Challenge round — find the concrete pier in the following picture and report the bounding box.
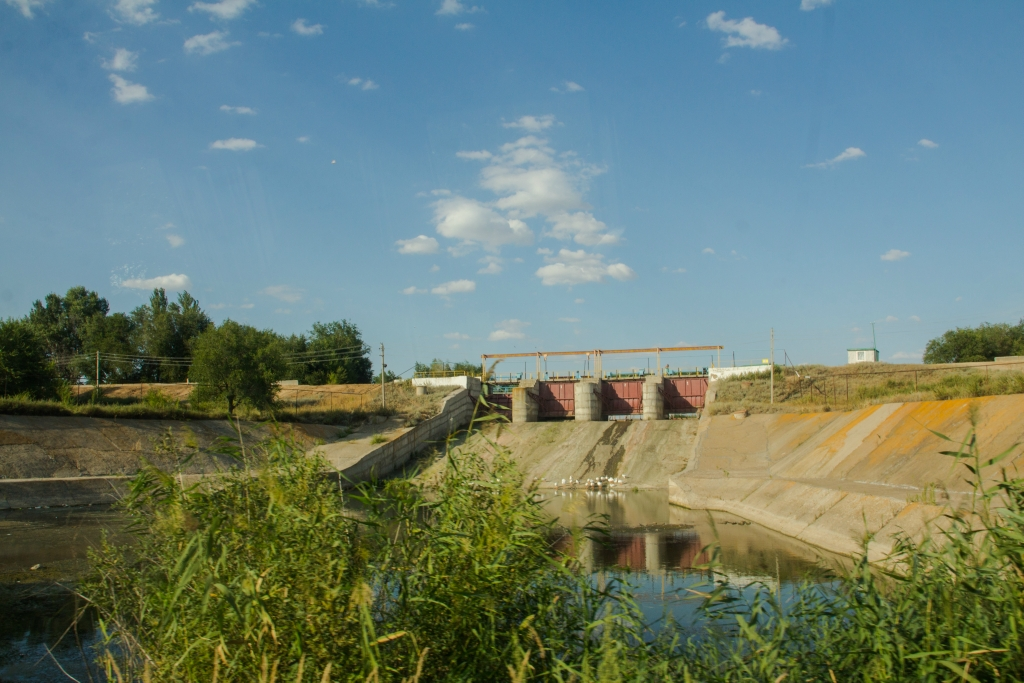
[512,380,539,423]
[574,380,602,421]
[642,376,665,421]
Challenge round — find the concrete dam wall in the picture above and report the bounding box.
[670,394,1024,560]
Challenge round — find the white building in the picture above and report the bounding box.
[847,348,879,364]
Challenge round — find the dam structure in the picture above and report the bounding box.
[480,345,723,423]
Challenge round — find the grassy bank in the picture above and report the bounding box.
[78,426,1024,681]
[709,363,1024,415]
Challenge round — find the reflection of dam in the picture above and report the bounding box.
[552,528,710,575]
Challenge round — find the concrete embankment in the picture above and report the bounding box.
[442,418,700,489]
[669,395,1024,560]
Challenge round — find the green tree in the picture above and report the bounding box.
[0,318,59,398]
[923,320,1024,363]
[414,358,480,376]
[131,289,212,382]
[281,320,372,385]
[189,321,285,415]
[27,286,110,380]
[80,312,138,383]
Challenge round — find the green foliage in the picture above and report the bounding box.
[27,286,110,380]
[283,320,373,385]
[0,318,59,399]
[129,289,212,382]
[79,311,137,383]
[189,321,285,415]
[414,358,480,376]
[924,319,1024,363]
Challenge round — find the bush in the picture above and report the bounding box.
[189,320,286,415]
[0,318,59,399]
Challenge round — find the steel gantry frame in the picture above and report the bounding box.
[481,345,724,380]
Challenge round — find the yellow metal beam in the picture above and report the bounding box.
[481,345,723,361]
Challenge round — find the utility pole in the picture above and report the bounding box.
[770,328,775,405]
[872,322,877,359]
[379,343,386,410]
[95,351,100,389]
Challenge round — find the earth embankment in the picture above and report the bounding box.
[670,394,1024,560]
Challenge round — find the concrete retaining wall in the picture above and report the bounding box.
[670,394,1024,560]
[327,388,476,486]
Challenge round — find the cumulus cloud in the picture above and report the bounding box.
[706,11,788,50]
[184,31,239,56]
[189,0,254,20]
[436,0,480,15]
[433,196,534,252]
[456,150,492,160]
[454,22,473,30]
[261,284,303,303]
[122,274,192,290]
[109,75,154,104]
[502,114,557,132]
[431,279,476,296]
[702,247,715,255]
[220,104,256,115]
[800,0,832,10]
[102,48,138,72]
[477,256,503,274]
[547,212,618,246]
[489,319,529,341]
[880,249,910,262]
[574,298,584,304]
[166,234,185,248]
[444,332,469,339]
[209,138,259,151]
[297,136,310,143]
[885,315,899,323]
[396,235,439,255]
[346,77,379,90]
[6,0,49,18]
[535,249,636,287]
[291,18,324,35]
[910,315,921,322]
[918,139,939,149]
[805,147,865,169]
[402,286,426,295]
[111,0,158,24]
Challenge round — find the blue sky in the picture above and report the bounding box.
[2,0,1023,376]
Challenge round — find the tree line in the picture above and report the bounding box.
[923,319,1024,363]
[0,286,374,407]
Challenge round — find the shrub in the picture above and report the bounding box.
[189,320,286,415]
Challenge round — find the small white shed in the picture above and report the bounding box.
[847,348,879,364]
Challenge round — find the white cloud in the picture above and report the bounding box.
[436,0,481,15]
[706,11,788,50]
[102,48,138,72]
[346,77,379,90]
[292,18,324,36]
[456,150,492,160]
[955,296,962,302]
[433,196,534,252]
[402,286,426,295]
[6,0,48,18]
[702,247,715,255]
[431,279,476,296]
[574,298,585,304]
[444,332,469,339]
[547,212,619,246]
[261,284,303,303]
[910,315,921,322]
[297,136,310,143]
[166,234,185,248]
[109,75,154,104]
[240,302,254,309]
[805,147,865,169]
[122,274,192,291]
[209,138,259,151]
[502,114,556,132]
[430,264,440,272]
[189,0,254,20]
[558,317,580,323]
[535,249,636,287]
[918,139,939,149]
[800,0,832,10]
[454,22,473,30]
[396,235,439,255]
[564,81,584,92]
[880,249,910,262]
[750,89,762,97]
[220,104,256,115]
[184,31,239,55]
[885,315,899,323]
[111,0,158,24]
[489,319,529,341]
[477,256,503,274]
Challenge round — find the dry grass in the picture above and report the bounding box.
[709,363,1024,415]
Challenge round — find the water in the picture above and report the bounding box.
[0,493,831,681]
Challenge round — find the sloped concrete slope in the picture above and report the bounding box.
[0,416,341,508]
[454,419,700,489]
[671,395,1024,560]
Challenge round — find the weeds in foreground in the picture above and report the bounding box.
[81,425,1024,681]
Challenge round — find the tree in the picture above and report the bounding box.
[27,286,110,380]
[131,289,212,382]
[80,312,138,383]
[414,359,480,376]
[282,320,372,385]
[0,318,59,398]
[923,321,1024,364]
[189,321,285,415]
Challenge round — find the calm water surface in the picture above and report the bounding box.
[0,492,832,681]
